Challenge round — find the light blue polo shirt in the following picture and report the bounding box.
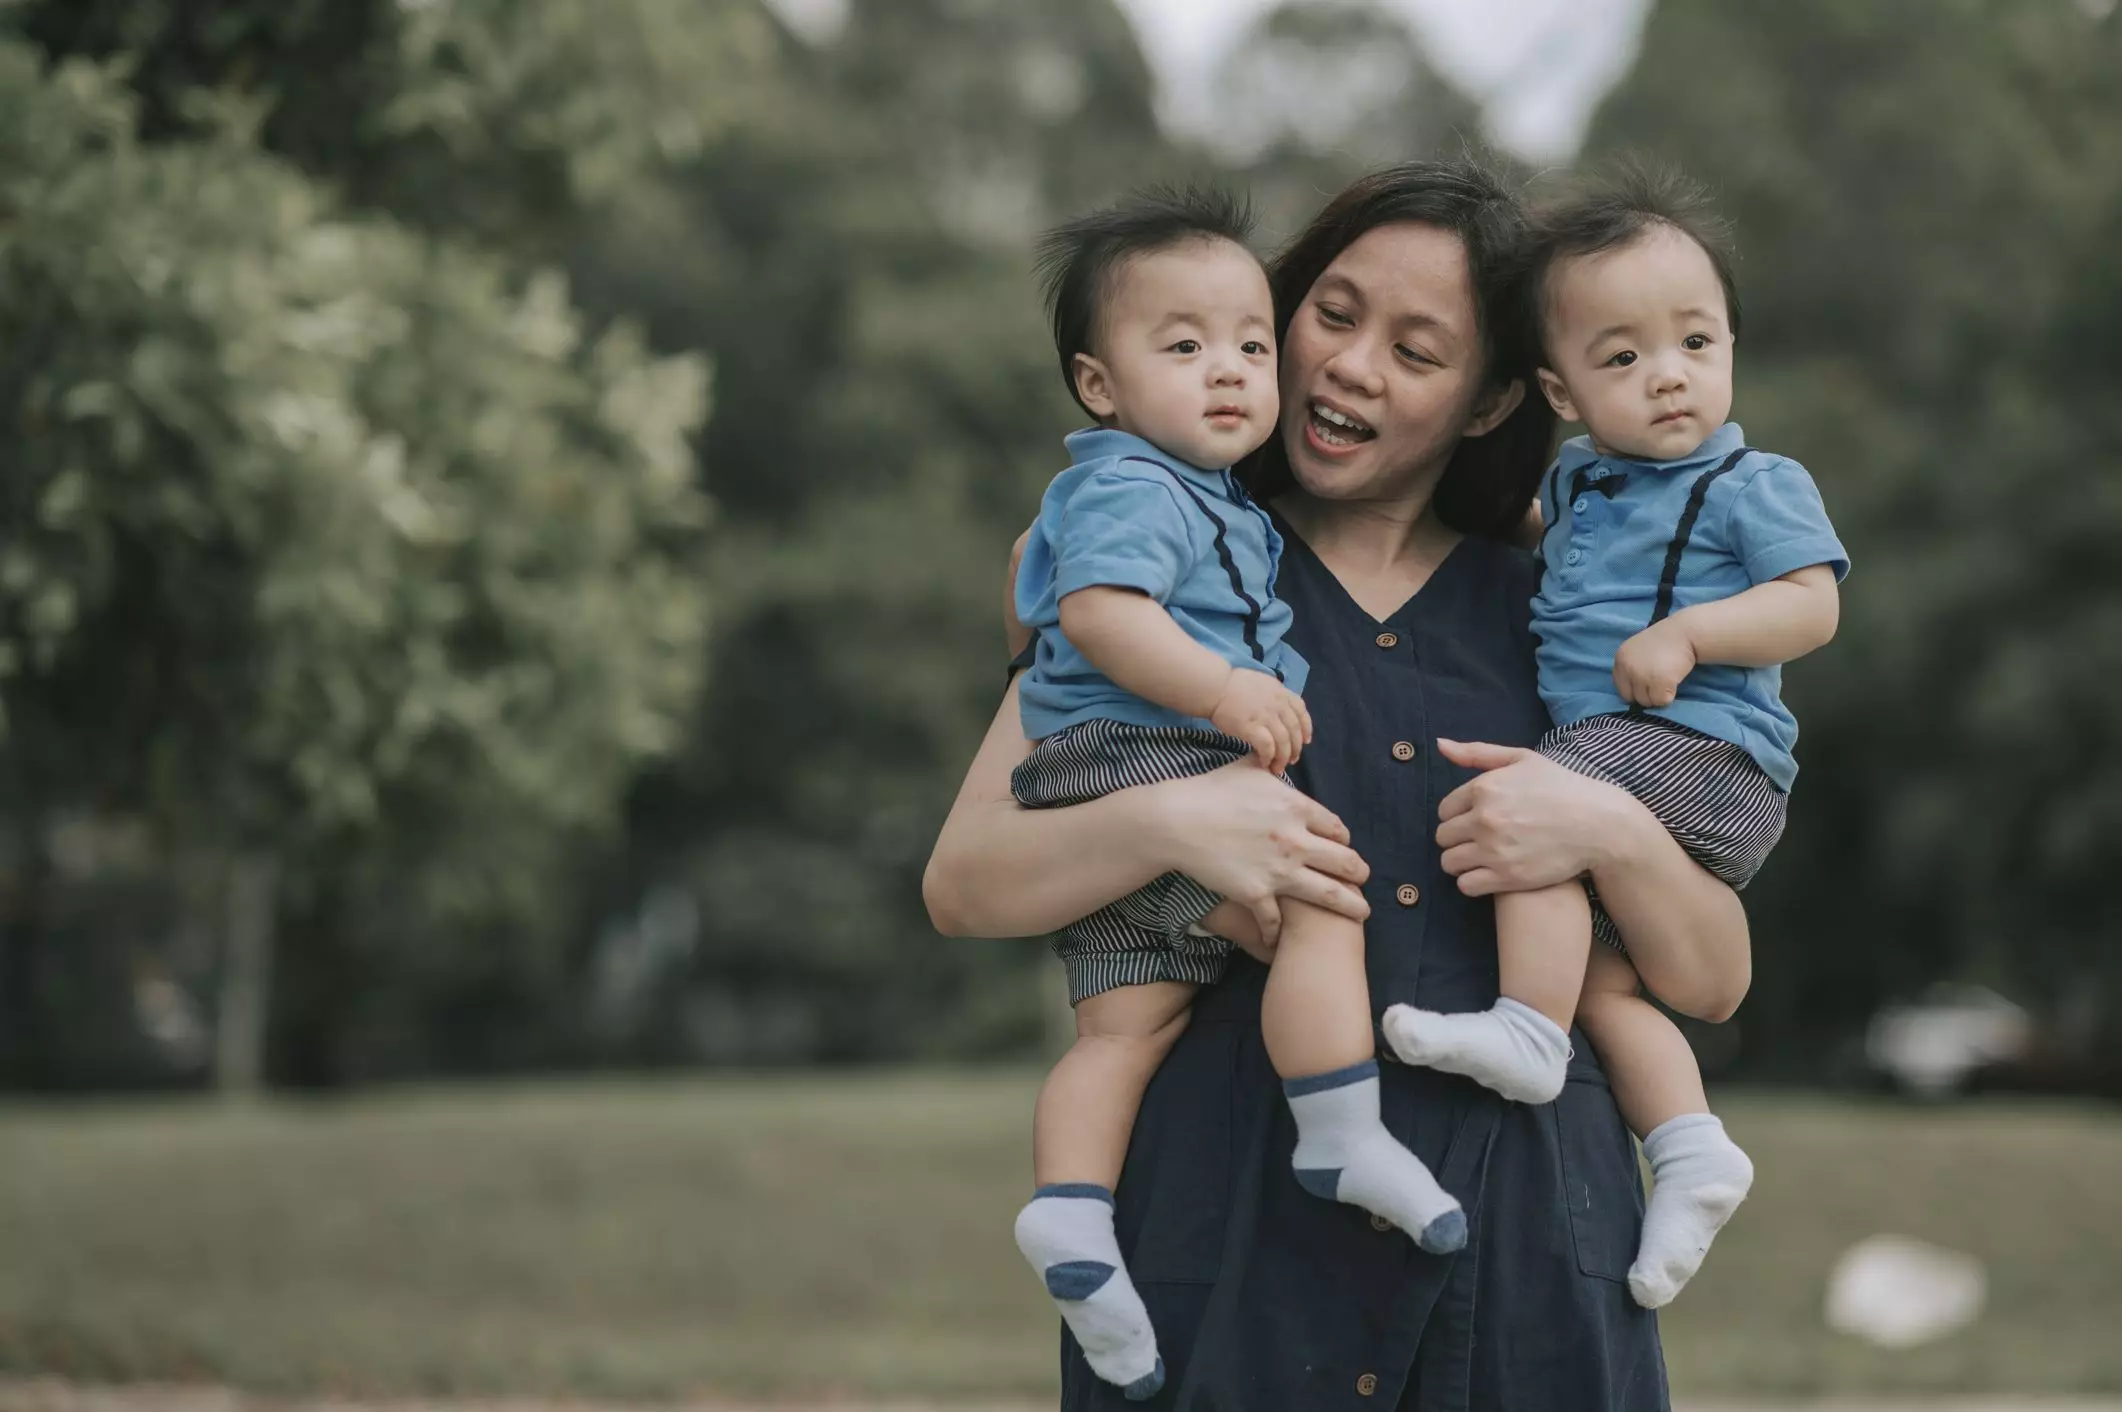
[1530,421,1848,790]
[1016,427,1309,740]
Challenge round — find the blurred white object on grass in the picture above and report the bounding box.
[1864,983,2032,1096]
[1825,1234,1988,1347]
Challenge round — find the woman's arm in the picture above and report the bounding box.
[1429,739,1751,1022]
[923,675,1372,945]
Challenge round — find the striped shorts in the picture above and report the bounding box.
[1011,718,1265,1005]
[1539,712,1787,953]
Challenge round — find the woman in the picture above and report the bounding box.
[925,161,1751,1412]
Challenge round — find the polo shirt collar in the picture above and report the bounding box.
[1555,421,1746,477]
[1064,425,1223,477]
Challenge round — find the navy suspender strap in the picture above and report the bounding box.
[1122,456,1272,672]
[1647,446,1753,627]
[1542,460,1567,551]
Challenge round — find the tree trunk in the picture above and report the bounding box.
[215,850,279,1095]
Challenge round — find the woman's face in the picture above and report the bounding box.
[1277,221,1505,507]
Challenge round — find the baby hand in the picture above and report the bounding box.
[1613,619,1698,708]
[1210,669,1312,775]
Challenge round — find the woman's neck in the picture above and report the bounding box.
[1274,490,1464,622]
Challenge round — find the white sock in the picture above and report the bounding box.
[1287,1060,1465,1253]
[1014,1185,1164,1400]
[1629,1113,1754,1308]
[1380,997,1573,1104]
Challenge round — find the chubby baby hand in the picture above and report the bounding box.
[1613,619,1698,708]
[1210,668,1312,775]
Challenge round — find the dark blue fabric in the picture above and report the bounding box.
[1054,523,1669,1412]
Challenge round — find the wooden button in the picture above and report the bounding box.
[1390,740,1416,761]
[1356,1372,1380,1396]
[1374,631,1398,649]
[1396,884,1420,907]
[1369,1212,1394,1232]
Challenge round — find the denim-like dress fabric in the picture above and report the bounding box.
[1054,521,1668,1412]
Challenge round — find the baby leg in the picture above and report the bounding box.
[1266,900,1465,1253]
[1579,944,1754,1309]
[1382,882,1581,1104]
[1017,980,1193,1401]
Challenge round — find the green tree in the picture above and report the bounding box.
[0,36,710,1087]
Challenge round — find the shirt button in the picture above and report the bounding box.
[1390,740,1416,762]
[1370,1212,1394,1232]
[1357,1373,1380,1397]
[1564,548,1584,566]
[1572,496,1590,514]
[1396,884,1420,907]
[1374,631,1398,649]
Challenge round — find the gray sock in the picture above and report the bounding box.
[1380,997,1573,1104]
[1286,1059,1465,1253]
[1014,1184,1164,1400]
[1629,1113,1754,1308]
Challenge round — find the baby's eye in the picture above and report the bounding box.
[1683,334,1710,351]
[1241,340,1270,356]
[1169,339,1201,355]
[1605,349,1638,368]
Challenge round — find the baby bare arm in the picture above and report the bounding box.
[1669,564,1840,668]
[1058,585,1233,719]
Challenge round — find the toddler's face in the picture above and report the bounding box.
[1072,239,1279,469]
[1537,225,1734,462]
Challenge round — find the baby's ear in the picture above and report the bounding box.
[1072,352,1118,421]
[1534,366,1576,422]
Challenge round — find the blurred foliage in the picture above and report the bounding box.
[0,0,2116,1088]
[0,7,712,1085]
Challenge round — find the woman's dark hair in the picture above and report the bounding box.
[1238,158,1556,541]
[1035,183,1260,419]
[1528,159,1742,358]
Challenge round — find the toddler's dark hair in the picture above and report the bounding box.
[1528,160,1741,361]
[1036,184,1259,417]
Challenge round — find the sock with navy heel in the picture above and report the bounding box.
[1286,1059,1466,1253]
[1014,1184,1164,1400]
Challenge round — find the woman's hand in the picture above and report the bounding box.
[1432,736,1752,1021]
[1432,738,1632,895]
[925,681,1369,944]
[1157,760,1370,948]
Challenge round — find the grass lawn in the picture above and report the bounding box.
[0,1073,2117,1403]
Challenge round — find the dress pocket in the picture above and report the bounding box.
[1119,1015,1239,1285]
[1551,1066,1644,1283]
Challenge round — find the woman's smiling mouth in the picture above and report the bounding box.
[1308,398,1376,450]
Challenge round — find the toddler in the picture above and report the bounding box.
[1009,187,1464,1401]
[1381,165,1848,1308]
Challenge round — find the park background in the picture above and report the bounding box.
[1,0,2119,1404]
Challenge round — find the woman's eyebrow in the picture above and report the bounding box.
[1313,272,1362,302]
[1392,310,1454,336]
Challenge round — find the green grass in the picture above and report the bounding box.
[0,1074,2117,1402]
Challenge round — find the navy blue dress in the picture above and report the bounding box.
[1060,522,1668,1412]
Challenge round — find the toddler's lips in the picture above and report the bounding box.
[1652,409,1692,426]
